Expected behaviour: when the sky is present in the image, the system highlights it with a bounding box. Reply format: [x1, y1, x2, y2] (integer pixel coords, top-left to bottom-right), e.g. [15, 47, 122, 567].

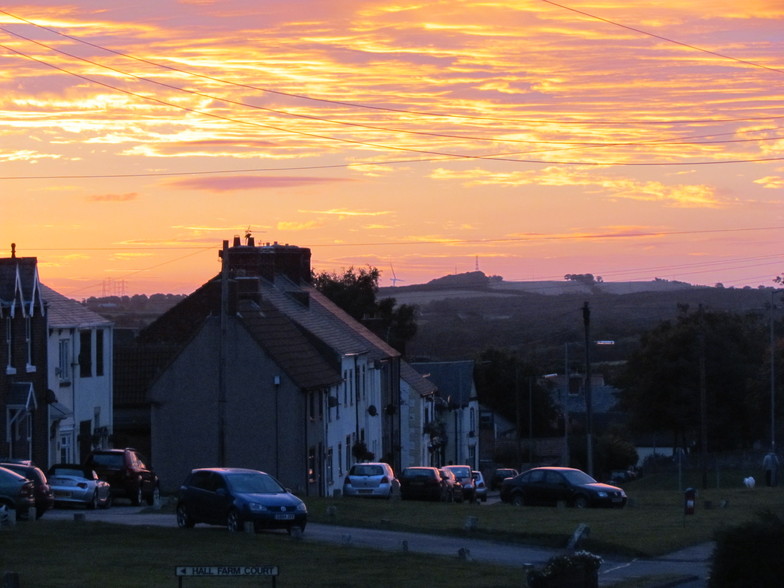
[1, 1, 784, 297]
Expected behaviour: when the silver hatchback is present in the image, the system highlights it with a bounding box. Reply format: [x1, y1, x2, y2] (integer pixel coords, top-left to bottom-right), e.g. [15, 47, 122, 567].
[342, 462, 400, 498]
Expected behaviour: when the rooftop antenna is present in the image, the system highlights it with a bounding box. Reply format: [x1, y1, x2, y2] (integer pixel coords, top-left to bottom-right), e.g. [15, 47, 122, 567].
[245, 226, 254, 246]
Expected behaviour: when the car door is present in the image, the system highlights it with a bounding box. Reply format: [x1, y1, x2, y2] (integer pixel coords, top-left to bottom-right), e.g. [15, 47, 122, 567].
[542, 470, 569, 505]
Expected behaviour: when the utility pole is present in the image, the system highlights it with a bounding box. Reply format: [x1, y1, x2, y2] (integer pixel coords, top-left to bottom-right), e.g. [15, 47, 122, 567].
[218, 240, 229, 467]
[699, 304, 708, 490]
[583, 301, 593, 477]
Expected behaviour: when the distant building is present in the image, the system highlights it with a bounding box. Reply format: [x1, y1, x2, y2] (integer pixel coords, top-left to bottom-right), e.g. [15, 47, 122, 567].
[411, 360, 480, 470]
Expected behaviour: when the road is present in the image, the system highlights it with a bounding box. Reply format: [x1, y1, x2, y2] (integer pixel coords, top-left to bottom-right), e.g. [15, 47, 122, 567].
[40, 502, 711, 587]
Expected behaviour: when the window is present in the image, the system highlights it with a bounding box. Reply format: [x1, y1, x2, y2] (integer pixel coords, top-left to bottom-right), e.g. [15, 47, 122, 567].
[96, 329, 104, 376]
[58, 339, 71, 382]
[25, 317, 34, 369]
[5, 317, 14, 374]
[79, 330, 92, 378]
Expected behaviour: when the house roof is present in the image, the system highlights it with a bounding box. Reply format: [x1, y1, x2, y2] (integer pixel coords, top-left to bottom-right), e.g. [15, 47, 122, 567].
[0, 255, 43, 318]
[135, 276, 341, 395]
[39, 284, 112, 329]
[400, 361, 437, 397]
[259, 275, 401, 363]
[410, 360, 476, 407]
[237, 297, 341, 391]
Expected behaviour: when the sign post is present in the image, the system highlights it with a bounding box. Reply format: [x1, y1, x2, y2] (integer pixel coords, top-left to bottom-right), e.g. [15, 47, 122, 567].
[176, 565, 279, 587]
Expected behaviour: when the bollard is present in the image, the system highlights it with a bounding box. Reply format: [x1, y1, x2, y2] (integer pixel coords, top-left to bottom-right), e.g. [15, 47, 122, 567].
[464, 516, 478, 532]
[73, 513, 86, 522]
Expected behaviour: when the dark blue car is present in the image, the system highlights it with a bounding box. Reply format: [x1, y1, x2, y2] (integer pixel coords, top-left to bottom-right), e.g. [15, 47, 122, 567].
[176, 468, 307, 534]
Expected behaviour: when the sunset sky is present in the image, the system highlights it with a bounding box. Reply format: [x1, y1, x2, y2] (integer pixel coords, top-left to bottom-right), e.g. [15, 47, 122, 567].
[2, 1, 783, 297]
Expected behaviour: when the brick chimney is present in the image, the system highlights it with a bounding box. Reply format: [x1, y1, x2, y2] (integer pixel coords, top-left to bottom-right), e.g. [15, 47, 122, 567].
[218, 236, 312, 284]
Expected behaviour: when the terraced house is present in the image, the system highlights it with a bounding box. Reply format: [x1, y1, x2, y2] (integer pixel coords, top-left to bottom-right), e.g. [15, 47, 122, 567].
[144, 236, 410, 496]
[0, 245, 48, 465]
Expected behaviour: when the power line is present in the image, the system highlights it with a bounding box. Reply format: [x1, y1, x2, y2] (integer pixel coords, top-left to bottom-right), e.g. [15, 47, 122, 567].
[540, 0, 784, 75]
[2, 7, 783, 127]
[3, 23, 781, 154]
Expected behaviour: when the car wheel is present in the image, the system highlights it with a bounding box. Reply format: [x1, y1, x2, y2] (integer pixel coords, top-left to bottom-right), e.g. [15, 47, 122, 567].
[573, 495, 589, 509]
[131, 485, 143, 506]
[176, 503, 195, 528]
[146, 485, 160, 506]
[88, 491, 98, 510]
[227, 509, 242, 532]
[511, 493, 525, 507]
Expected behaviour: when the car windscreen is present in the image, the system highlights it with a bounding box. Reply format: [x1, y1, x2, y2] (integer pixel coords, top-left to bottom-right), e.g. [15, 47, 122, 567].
[350, 465, 384, 476]
[88, 454, 124, 468]
[561, 470, 597, 485]
[226, 473, 285, 494]
[448, 466, 471, 478]
[402, 468, 434, 479]
[52, 468, 87, 478]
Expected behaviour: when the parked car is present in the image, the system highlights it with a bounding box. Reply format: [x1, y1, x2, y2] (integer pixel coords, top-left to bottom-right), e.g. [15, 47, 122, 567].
[500, 466, 627, 508]
[442, 465, 476, 502]
[47, 464, 112, 509]
[399, 466, 449, 502]
[0, 466, 36, 520]
[342, 462, 400, 499]
[176, 468, 307, 534]
[490, 467, 519, 491]
[472, 470, 488, 502]
[0, 462, 53, 518]
[84, 448, 159, 506]
[437, 468, 464, 503]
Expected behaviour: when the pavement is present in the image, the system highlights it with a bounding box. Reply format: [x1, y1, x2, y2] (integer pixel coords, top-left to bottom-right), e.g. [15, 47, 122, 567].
[40, 503, 712, 587]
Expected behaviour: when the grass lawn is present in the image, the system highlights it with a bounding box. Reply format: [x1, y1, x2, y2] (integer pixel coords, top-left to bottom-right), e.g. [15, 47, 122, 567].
[308, 470, 784, 557]
[2, 470, 782, 587]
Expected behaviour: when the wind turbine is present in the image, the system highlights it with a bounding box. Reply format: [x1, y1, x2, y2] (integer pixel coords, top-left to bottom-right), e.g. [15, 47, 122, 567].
[390, 264, 404, 287]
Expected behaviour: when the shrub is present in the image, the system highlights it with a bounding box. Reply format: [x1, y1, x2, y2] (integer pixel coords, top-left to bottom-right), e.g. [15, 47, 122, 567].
[709, 509, 784, 587]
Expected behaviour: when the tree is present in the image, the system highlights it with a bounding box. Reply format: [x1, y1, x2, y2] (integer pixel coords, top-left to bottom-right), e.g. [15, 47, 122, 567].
[313, 266, 418, 355]
[473, 348, 560, 438]
[616, 308, 769, 451]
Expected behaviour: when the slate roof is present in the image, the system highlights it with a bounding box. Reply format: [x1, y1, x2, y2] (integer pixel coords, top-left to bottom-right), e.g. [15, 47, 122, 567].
[400, 361, 437, 397]
[0, 256, 43, 317]
[259, 275, 401, 363]
[237, 297, 341, 391]
[39, 284, 111, 328]
[135, 276, 341, 394]
[410, 360, 476, 407]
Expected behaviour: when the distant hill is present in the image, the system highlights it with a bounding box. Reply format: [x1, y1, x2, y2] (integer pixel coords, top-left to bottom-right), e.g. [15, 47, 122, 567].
[380, 272, 778, 365]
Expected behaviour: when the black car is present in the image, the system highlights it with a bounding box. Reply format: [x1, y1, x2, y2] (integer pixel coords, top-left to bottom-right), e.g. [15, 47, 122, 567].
[0, 466, 36, 520]
[399, 466, 449, 502]
[176, 468, 307, 534]
[0, 462, 53, 519]
[84, 448, 159, 506]
[500, 466, 627, 508]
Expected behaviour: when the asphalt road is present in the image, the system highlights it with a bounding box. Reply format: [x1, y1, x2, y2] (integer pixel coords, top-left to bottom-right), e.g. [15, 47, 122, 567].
[39, 501, 711, 587]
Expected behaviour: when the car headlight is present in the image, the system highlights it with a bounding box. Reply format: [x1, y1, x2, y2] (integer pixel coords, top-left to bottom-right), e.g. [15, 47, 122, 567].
[596, 491, 608, 498]
[296, 502, 307, 513]
[248, 502, 269, 512]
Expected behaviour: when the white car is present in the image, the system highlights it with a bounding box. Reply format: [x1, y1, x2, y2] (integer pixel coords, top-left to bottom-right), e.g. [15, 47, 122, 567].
[47, 464, 112, 509]
[342, 462, 400, 499]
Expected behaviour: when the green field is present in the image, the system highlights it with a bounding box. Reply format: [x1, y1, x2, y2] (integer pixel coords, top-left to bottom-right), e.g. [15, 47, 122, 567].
[2, 472, 782, 587]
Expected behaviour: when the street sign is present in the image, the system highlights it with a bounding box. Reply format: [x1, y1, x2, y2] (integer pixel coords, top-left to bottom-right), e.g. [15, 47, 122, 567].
[176, 566, 278, 577]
